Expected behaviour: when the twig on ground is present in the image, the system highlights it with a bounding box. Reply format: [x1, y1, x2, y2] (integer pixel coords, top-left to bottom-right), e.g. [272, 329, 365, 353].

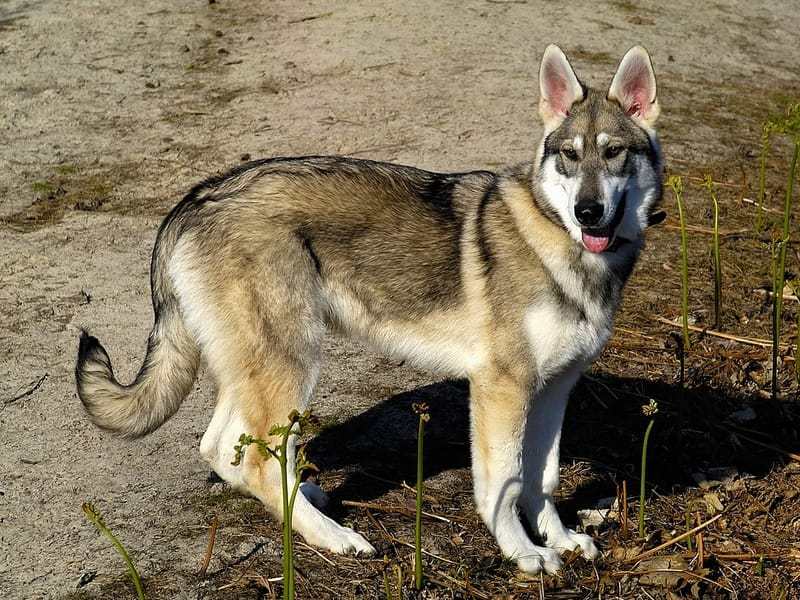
[287, 11, 333, 24]
[198, 515, 219, 577]
[663, 222, 750, 237]
[753, 288, 799, 303]
[626, 514, 722, 563]
[5, 373, 47, 404]
[427, 570, 491, 599]
[296, 541, 335, 567]
[717, 425, 800, 462]
[341, 500, 452, 523]
[655, 316, 795, 350]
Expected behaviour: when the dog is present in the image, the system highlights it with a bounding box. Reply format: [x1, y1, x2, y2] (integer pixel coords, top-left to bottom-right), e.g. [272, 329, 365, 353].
[75, 45, 663, 574]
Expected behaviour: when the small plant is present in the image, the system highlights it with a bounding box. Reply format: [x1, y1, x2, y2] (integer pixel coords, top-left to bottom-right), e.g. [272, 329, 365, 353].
[755, 122, 775, 233]
[638, 399, 658, 538]
[796, 289, 800, 384]
[703, 174, 723, 330]
[668, 175, 691, 349]
[766, 103, 800, 400]
[771, 238, 788, 401]
[82, 502, 145, 600]
[382, 556, 403, 600]
[412, 402, 430, 591]
[232, 410, 317, 600]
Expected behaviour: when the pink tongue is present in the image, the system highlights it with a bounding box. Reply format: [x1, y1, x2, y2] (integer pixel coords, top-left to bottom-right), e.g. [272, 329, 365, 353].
[582, 231, 610, 253]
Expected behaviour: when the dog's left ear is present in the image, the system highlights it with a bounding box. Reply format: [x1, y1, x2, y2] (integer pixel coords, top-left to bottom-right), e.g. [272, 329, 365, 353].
[608, 46, 659, 127]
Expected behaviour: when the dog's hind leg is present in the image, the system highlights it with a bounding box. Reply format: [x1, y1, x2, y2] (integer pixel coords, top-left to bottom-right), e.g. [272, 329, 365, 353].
[174, 234, 374, 556]
[520, 367, 599, 560]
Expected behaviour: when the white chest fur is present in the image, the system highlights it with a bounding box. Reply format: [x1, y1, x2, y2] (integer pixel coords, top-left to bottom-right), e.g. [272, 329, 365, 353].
[524, 301, 612, 382]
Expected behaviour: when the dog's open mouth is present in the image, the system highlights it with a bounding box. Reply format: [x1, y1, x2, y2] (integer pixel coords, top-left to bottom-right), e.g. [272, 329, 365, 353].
[581, 193, 627, 253]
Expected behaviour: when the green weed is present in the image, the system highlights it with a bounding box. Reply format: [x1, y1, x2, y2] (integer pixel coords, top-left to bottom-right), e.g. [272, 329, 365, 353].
[703, 175, 723, 329]
[638, 400, 658, 538]
[232, 410, 317, 600]
[82, 503, 145, 600]
[412, 402, 430, 591]
[667, 175, 691, 349]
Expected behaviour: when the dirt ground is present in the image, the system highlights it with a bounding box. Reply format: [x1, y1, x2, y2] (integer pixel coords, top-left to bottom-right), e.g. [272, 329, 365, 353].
[2, 1, 800, 598]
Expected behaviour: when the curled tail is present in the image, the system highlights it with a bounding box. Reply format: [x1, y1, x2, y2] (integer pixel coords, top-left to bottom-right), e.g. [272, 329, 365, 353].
[76, 201, 200, 438]
[76, 307, 199, 438]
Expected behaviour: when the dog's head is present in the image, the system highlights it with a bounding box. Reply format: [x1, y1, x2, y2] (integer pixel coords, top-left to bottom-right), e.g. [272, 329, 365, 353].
[533, 45, 663, 254]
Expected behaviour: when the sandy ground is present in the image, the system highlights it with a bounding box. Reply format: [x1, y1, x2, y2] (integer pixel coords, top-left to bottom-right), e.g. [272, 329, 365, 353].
[2, 1, 800, 598]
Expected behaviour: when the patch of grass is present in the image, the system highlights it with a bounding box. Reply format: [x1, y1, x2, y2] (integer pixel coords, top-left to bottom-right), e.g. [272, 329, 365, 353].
[4, 166, 118, 232]
[609, 0, 637, 13]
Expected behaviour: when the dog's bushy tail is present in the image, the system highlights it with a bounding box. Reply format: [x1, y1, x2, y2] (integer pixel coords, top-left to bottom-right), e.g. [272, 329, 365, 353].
[76, 307, 199, 438]
[76, 207, 200, 438]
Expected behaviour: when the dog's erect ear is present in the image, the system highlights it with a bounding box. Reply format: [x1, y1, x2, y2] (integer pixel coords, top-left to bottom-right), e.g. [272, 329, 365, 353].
[608, 46, 659, 127]
[538, 45, 584, 129]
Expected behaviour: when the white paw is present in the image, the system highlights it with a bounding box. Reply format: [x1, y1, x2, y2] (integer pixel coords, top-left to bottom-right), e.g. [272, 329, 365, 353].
[515, 545, 563, 575]
[547, 530, 599, 560]
[309, 523, 376, 557]
[299, 480, 329, 510]
[331, 526, 376, 556]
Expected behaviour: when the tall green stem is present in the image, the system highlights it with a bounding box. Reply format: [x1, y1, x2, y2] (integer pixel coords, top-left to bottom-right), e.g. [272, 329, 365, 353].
[668, 176, 691, 349]
[414, 413, 425, 591]
[279, 434, 293, 600]
[639, 418, 655, 538]
[82, 503, 145, 600]
[755, 126, 772, 233]
[704, 175, 722, 329]
[795, 306, 800, 384]
[772, 141, 798, 400]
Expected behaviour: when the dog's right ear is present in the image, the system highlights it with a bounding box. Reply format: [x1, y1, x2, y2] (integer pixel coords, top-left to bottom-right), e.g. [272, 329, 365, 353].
[538, 45, 584, 130]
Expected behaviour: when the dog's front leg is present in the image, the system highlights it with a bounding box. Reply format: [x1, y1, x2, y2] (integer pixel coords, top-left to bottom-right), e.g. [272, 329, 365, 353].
[520, 367, 599, 560]
[470, 372, 563, 575]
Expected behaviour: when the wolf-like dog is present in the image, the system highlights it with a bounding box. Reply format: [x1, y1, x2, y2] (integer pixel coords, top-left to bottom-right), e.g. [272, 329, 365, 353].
[76, 45, 663, 574]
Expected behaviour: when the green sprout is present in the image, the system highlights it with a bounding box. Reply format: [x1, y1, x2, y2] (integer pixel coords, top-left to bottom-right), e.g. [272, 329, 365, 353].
[412, 402, 430, 591]
[232, 410, 317, 600]
[703, 174, 723, 330]
[638, 399, 658, 538]
[82, 502, 145, 600]
[765, 103, 800, 400]
[755, 122, 775, 233]
[667, 175, 691, 349]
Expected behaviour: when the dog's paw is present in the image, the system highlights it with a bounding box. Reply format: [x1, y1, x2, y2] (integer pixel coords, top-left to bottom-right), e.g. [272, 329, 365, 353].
[299, 480, 329, 510]
[311, 524, 376, 557]
[547, 530, 599, 560]
[331, 527, 376, 557]
[515, 546, 563, 575]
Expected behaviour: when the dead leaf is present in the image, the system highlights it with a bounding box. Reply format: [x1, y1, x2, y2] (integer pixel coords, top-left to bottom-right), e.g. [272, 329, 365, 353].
[704, 492, 724, 514]
[612, 545, 642, 561]
[637, 554, 689, 588]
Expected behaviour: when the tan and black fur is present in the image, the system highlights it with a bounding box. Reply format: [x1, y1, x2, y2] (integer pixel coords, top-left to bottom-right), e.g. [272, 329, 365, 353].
[76, 45, 663, 573]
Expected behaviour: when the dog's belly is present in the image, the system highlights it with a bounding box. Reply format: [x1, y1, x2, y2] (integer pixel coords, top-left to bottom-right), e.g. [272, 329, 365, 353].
[324, 285, 484, 376]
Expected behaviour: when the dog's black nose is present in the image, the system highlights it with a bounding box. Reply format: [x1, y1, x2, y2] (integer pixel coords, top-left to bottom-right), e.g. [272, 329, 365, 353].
[574, 200, 604, 227]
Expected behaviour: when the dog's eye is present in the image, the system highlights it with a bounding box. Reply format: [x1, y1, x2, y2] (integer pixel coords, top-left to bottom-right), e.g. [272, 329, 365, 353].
[561, 147, 579, 161]
[604, 145, 624, 160]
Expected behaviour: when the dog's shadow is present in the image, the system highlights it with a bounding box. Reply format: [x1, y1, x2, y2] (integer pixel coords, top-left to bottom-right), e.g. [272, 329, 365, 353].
[307, 373, 794, 520]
